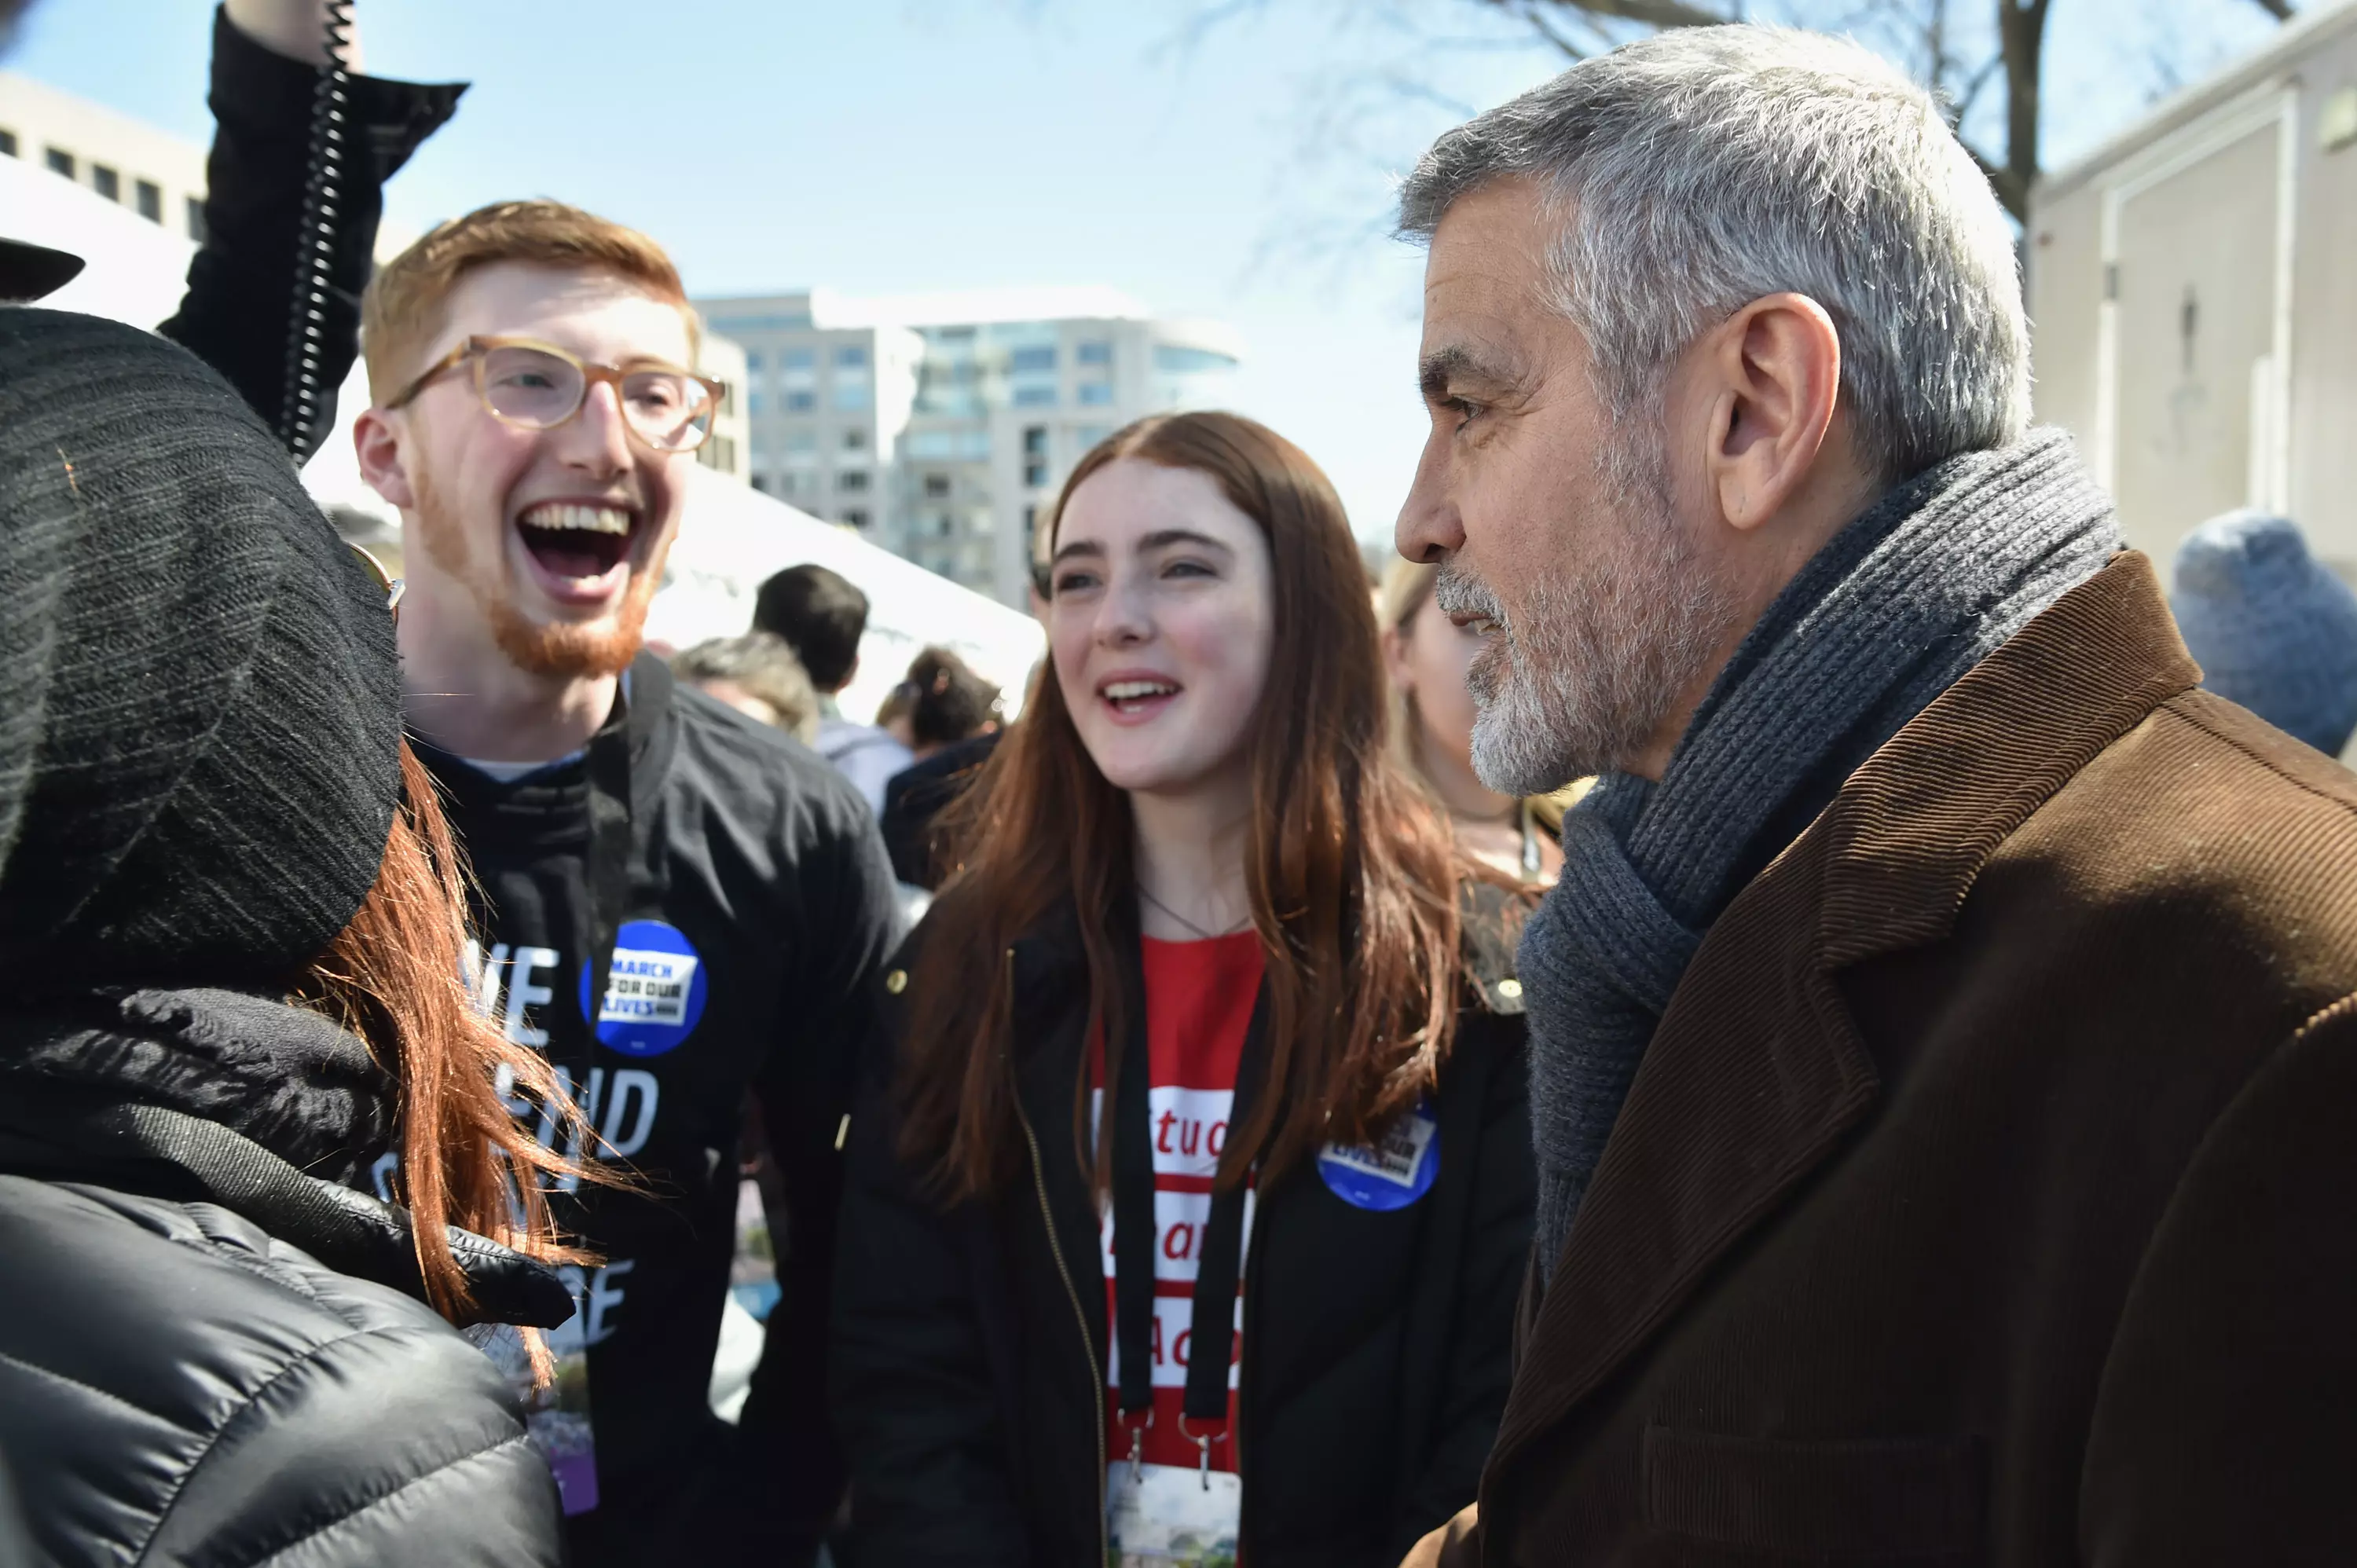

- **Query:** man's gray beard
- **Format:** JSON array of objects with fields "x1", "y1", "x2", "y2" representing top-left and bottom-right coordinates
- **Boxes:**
[{"x1": 1447, "y1": 435, "x2": 1737, "y2": 796}]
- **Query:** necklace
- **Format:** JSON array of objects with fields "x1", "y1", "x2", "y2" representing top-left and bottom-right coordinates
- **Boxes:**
[{"x1": 1138, "y1": 883, "x2": 1251, "y2": 941}]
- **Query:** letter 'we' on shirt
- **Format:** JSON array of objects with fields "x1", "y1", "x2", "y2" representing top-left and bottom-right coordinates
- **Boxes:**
[{"x1": 1094, "y1": 931, "x2": 1265, "y2": 1474}]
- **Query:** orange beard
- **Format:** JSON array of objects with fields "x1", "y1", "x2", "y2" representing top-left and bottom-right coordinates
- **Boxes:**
[{"x1": 414, "y1": 464, "x2": 669, "y2": 680}]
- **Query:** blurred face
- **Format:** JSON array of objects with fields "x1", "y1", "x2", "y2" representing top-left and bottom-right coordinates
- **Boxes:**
[
  {"x1": 1047, "y1": 460, "x2": 1275, "y2": 801},
  {"x1": 1384, "y1": 589, "x2": 1485, "y2": 770},
  {"x1": 1395, "y1": 180, "x2": 1736, "y2": 791},
  {"x1": 367, "y1": 262, "x2": 696, "y2": 679}
]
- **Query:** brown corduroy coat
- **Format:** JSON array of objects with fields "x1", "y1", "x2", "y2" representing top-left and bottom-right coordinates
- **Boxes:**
[{"x1": 1408, "y1": 551, "x2": 2357, "y2": 1566}]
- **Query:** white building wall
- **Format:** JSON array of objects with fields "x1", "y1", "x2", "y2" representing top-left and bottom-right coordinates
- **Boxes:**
[{"x1": 0, "y1": 71, "x2": 211, "y2": 244}]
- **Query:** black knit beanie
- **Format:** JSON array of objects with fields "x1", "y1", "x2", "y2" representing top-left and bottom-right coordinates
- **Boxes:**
[{"x1": 0, "y1": 309, "x2": 401, "y2": 994}]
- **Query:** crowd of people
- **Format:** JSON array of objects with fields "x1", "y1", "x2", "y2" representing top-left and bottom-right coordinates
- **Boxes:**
[{"x1": 3, "y1": 4, "x2": 2356, "y2": 1567}]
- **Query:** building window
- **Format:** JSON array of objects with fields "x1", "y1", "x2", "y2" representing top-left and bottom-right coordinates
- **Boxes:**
[
  {"x1": 90, "y1": 164, "x2": 119, "y2": 201},
  {"x1": 937, "y1": 514, "x2": 955, "y2": 538},
  {"x1": 1076, "y1": 340, "x2": 1113, "y2": 366},
  {"x1": 834, "y1": 345, "x2": 870, "y2": 369},
  {"x1": 1077, "y1": 381, "x2": 1115, "y2": 407},
  {"x1": 1009, "y1": 345, "x2": 1058, "y2": 373},
  {"x1": 923, "y1": 472, "x2": 952, "y2": 499},
  {"x1": 842, "y1": 508, "x2": 871, "y2": 529},
  {"x1": 783, "y1": 429, "x2": 819, "y2": 457},
  {"x1": 743, "y1": 350, "x2": 763, "y2": 372},
  {"x1": 838, "y1": 470, "x2": 871, "y2": 493},
  {"x1": 746, "y1": 390, "x2": 764, "y2": 416},
  {"x1": 697, "y1": 434, "x2": 739, "y2": 474},
  {"x1": 1023, "y1": 427, "x2": 1049, "y2": 456},
  {"x1": 186, "y1": 196, "x2": 208, "y2": 242},
  {"x1": 1075, "y1": 425, "x2": 1114, "y2": 451},
  {"x1": 831, "y1": 384, "x2": 868, "y2": 414},
  {"x1": 784, "y1": 390, "x2": 816, "y2": 413},
  {"x1": 783, "y1": 347, "x2": 816, "y2": 370},
  {"x1": 842, "y1": 426, "x2": 868, "y2": 452},
  {"x1": 44, "y1": 146, "x2": 75, "y2": 178},
  {"x1": 1011, "y1": 385, "x2": 1056, "y2": 409},
  {"x1": 0, "y1": 129, "x2": 17, "y2": 158},
  {"x1": 751, "y1": 474, "x2": 772, "y2": 495},
  {"x1": 135, "y1": 179, "x2": 162, "y2": 222}
]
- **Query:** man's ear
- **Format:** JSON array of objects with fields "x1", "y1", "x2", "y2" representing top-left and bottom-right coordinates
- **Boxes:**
[
  {"x1": 353, "y1": 406, "x2": 416, "y2": 511},
  {"x1": 1699, "y1": 292, "x2": 1842, "y2": 534}
]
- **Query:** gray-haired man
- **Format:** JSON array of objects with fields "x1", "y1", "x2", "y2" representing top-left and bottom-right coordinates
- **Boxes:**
[{"x1": 1398, "y1": 25, "x2": 2357, "y2": 1564}]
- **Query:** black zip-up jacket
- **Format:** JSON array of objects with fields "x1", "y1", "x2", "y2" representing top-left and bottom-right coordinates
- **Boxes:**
[
  {"x1": 158, "y1": 5, "x2": 464, "y2": 462},
  {"x1": 414, "y1": 654, "x2": 900, "y2": 1568},
  {"x1": 0, "y1": 988, "x2": 575, "y2": 1568},
  {"x1": 832, "y1": 893, "x2": 1536, "y2": 1567}
]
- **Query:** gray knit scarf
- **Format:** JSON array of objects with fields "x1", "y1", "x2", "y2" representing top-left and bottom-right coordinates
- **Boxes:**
[{"x1": 1520, "y1": 430, "x2": 2120, "y2": 1278}]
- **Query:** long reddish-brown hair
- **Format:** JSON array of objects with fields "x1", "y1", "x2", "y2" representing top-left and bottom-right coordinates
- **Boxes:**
[
  {"x1": 295, "y1": 742, "x2": 595, "y2": 1331},
  {"x1": 899, "y1": 411, "x2": 1479, "y2": 1204}
]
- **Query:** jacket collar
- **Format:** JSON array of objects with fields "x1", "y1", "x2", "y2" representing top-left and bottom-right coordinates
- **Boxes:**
[
  {"x1": 0, "y1": 988, "x2": 574, "y2": 1332},
  {"x1": 1487, "y1": 550, "x2": 2201, "y2": 1470}
]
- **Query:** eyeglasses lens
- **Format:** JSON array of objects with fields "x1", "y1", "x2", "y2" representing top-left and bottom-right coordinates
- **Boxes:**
[
  {"x1": 481, "y1": 345, "x2": 585, "y2": 428},
  {"x1": 620, "y1": 369, "x2": 716, "y2": 451}
]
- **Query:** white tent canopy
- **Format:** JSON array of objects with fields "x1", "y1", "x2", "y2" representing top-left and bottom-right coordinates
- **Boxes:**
[
  {"x1": 5, "y1": 163, "x2": 1043, "y2": 724},
  {"x1": 648, "y1": 467, "x2": 1043, "y2": 724}
]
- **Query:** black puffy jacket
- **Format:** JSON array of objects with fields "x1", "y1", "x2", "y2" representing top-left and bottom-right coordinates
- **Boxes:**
[
  {"x1": 0, "y1": 990, "x2": 574, "y2": 1568},
  {"x1": 832, "y1": 892, "x2": 1536, "y2": 1567}
]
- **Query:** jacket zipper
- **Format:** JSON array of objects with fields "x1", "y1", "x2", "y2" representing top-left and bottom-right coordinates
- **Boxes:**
[{"x1": 1006, "y1": 945, "x2": 1109, "y2": 1565}]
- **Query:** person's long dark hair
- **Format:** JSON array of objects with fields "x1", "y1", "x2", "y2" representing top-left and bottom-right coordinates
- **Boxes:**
[{"x1": 897, "y1": 411, "x2": 1475, "y2": 1204}]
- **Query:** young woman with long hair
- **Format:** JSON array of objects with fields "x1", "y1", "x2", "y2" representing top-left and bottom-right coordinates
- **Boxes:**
[
  {"x1": 1378, "y1": 558, "x2": 1574, "y2": 885},
  {"x1": 833, "y1": 411, "x2": 1535, "y2": 1567},
  {"x1": 0, "y1": 310, "x2": 588, "y2": 1568}
]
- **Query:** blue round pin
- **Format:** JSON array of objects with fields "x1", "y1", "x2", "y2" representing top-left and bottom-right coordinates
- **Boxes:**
[
  {"x1": 1316, "y1": 1101, "x2": 1441, "y2": 1211},
  {"x1": 577, "y1": 918, "x2": 709, "y2": 1058}
]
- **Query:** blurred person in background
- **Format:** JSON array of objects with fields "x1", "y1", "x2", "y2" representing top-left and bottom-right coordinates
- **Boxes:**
[
  {"x1": 1396, "y1": 27, "x2": 2357, "y2": 1563},
  {"x1": 673, "y1": 631, "x2": 823, "y2": 745},
  {"x1": 834, "y1": 412, "x2": 1534, "y2": 1568},
  {"x1": 2172, "y1": 510, "x2": 2357, "y2": 761},
  {"x1": 0, "y1": 312, "x2": 581, "y2": 1568},
  {"x1": 880, "y1": 645, "x2": 1004, "y2": 759},
  {"x1": 1379, "y1": 559, "x2": 1566, "y2": 885},
  {"x1": 352, "y1": 200, "x2": 898, "y2": 1568},
  {"x1": 754, "y1": 562, "x2": 912, "y2": 814},
  {"x1": 876, "y1": 646, "x2": 1006, "y2": 891}
]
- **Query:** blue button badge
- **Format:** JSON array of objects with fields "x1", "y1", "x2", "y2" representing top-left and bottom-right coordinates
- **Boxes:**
[
  {"x1": 1316, "y1": 1101, "x2": 1440, "y2": 1211},
  {"x1": 577, "y1": 919, "x2": 709, "y2": 1058}
]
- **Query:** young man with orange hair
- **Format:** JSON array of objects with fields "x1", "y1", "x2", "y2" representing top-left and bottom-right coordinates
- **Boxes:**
[{"x1": 354, "y1": 200, "x2": 896, "y2": 1567}]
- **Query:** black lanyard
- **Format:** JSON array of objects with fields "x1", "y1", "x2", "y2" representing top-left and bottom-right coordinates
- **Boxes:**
[
  {"x1": 580, "y1": 683, "x2": 636, "y2": 1046},
  {"x1": 1111, "y1": 961, "x2": 1270, "y2": 1448}
]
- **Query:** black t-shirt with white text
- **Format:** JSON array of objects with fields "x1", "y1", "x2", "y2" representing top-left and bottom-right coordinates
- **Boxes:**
[{"x1": 412, "y1": 652, "x2": 897, "y2": 1567}]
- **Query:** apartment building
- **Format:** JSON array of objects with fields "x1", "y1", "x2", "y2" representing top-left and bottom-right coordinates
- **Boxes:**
[
  {"x1": 695, "y1": 287, "x2": 1243, "y2": 606},
  {"x1": 0, "y1": 69, "x2": 211, "y2": 244}
]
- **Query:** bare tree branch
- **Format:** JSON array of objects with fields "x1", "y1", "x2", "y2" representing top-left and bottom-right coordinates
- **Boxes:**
[
  {"x1": 1511, "y1": 0, "x2": 1593, "y2": 57},
  {"x1": 1472, "y1": 0, "x2": 1734, "y2": 33}
]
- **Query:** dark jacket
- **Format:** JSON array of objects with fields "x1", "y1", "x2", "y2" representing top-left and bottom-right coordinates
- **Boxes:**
[
  {"x1": 1408, "y1": 552, "x2": 2357, "y2": 1566},
  {"x1": 834, "y1": 893, "x2": 1537, "y2": 1567},
  {"x1": 158, "y1": 5, "x2": 462, "y2": 461},
  {"x1": 415, "y1": 654, "x2": 900, "y2": 1567},
  {"x1": 0, "y1": 988, "x2": 574, "y2": 1568}
]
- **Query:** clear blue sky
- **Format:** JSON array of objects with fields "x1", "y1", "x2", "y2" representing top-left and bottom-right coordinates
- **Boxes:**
[{"x1": 6, "y1": 0, "x2": 2283, "y2": 544}]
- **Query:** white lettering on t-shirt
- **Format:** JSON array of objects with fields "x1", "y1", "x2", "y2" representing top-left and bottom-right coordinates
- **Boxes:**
[
  {"x1": 599, "y1": 1069, "x2": 660, "y2": 1160},
  {"x1": 502, "y1": 946, "x2": 559, "y2": 1048}
]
